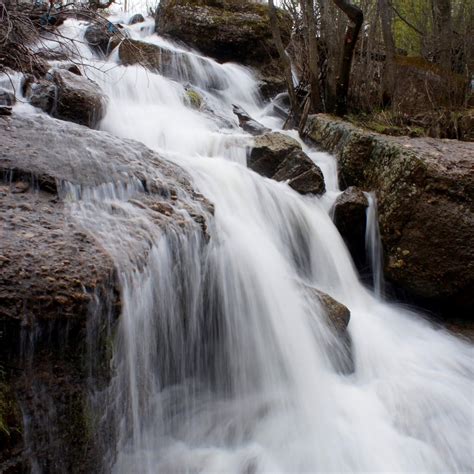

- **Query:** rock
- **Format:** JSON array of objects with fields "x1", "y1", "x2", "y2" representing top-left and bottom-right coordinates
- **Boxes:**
[
  {"x1": 0, "y1": 88, "x2": 15, "y2": 107},
  {"x1": 306, "y1": 114, "x2": 474, "y2": 319},
  {"x1": 0, "y1": 112, "x2": 213, "y2": 471},
  {"x1": 119, "y1": 38, "x2": 227, "y2": 90},
  {"x1": 185, "y1": 88, "x2": 203, "y2": 109},
  {"x1": 84, "y1": 23, "x2": 122, "y2": 56},
  {"x1": 129, "y1": 13, "x2": 145, "y2": 24},
  {"x1": 332, "y1": 187, "x2": 369, "y2": 269},
  {"x1": 312, "y1": 288, "x2": 350, "y2": 334},
  {"x1": 156, "y1": 0, "x2": 291, "y2": 64},
  {"x1": 27, "y1": 79, "x2": 56, "y2": 112},
  {"x1": 27, "y1": 69, "x2": 105, "y2": 128},
  {"x1": 155, "y1": 0, "x2": 292, "y2": 98},
  {"x1": 249, "y1": 132, "x2": 326, "y2": 195},
  {"x1": 301, "y1": 284, "x2": 352, "y2": 373},
  {"x1": 232, "y1": 104, "x2": 270, "y2": 135}
]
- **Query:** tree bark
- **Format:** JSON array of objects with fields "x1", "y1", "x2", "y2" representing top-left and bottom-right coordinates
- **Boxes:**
[
  {"x1": 431, "y1": 0, "x2": 452, "y2": 70},
  {"x1": 268, "y1": 0, "x2": 299, "y2": 123},
  {"x1": 378, "y1": 0, "x2": 395, "y2": 106},
  {"x1": 302, "y1": 0, "x2": 323, "y2": 112},
  {"x1": 332, "y1": 0, "x2": 363, "y2": 116}
]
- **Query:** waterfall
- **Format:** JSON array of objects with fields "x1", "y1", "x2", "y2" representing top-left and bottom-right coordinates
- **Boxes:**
[
  {"x1": 365, "y1": 192, "x2": 385, "y2": 298},
  {"x1": 24, "y1": 18, "x2": 474, "y2": 473}
]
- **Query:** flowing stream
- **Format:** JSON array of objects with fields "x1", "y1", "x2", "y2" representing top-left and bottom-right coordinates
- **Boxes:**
[{"x1": 25, "y1": 16, "x2": 474, "y2": 473}]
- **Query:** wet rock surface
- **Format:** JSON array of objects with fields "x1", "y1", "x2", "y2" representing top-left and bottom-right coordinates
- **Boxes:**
[
  {"x1": 27, "y1": 68, "x2": 105, "y2": 128},
  {"x1": 332, "y1": 187, "x2": 369, "y2": 270},
  {"x1": 302, "y1": 284, "x2": 352, "y2": 373},
  {"x1": 0, "y1": 112, "x2": 214, "y2": 471},
  {"x1": 249, "y1": 132, "x2": 326, "y2": 195},
  {"x1": 119, "y1": 38, "x2": 228, "y2": 90},
  {"x1": 306, "y1": 114, "x2": 474, "y2": 319},
  {"x1": 232, "y1": 104, "x2": 270, "y2": 136},
  {"x1": 84, "y1": 22, "x2": 123, "y2": 56}
]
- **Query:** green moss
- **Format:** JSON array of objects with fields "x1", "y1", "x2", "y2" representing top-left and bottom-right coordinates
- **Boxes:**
[{"x1": 185, "y1": 89, "x2": 203, "y2": 109}]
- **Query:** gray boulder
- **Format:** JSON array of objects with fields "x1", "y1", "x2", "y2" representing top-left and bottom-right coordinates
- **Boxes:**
[{"x1": 27, "y1": 69, "x2": 105, "y2": 128}]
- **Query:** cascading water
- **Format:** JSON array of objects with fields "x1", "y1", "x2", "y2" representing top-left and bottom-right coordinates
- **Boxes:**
[
  {"x1": 365, "y1": 192, "x2": 385, "y2": 298},
  {"x1": 22, "y1": 16, "x2": 474, "y2": 473}
]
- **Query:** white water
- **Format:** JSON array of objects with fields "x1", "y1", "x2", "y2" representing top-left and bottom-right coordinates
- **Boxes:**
[
  {"x1": 365, "y1": 192, "x2": 385, "y2": 298},
  {"x1": 23, "y1": 18, "x2": 474, "y2": 473}
]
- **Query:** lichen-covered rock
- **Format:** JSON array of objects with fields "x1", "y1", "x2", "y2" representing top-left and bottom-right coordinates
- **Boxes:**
[
  {"x1": 306, "y1": 114, "x2": 474, "y2": 319},
  {"x1": 249, "y1": 132, "x2": 326, "y2": 195},
  {"x1": 155, "y1": 0, "x2": 292, "y2": 98},
  {"x1": 119, "y1": 38, "x2": 227, "y2": 90},
  {"x1": 332, "y1": 187, "x2": 369, "y2": 269},
  {"x1": 27, "y1": 68, "x2": 105, "y2": 128}
]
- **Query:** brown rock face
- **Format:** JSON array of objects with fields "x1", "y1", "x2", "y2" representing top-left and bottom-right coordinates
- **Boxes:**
[
  {"x1": 306, "y1": 114, "x2": 474, "y2": 319},
  {"x1": 332, "y1": 187, "x2": 369, "y2": 270},
  {"x1": 249, "y1": 132, "x2": 326, "y2": 196}
]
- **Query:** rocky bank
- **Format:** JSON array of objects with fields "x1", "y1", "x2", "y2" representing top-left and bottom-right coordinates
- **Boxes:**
[{"x1": 306, "y1": 114, "x2": 474, "y2": 319}]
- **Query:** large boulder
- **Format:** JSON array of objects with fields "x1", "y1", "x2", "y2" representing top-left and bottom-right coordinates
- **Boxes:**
[
  {"x1": 27, "y1": 68, "x2": 105, "y2": 128},
  {"x1": 119, "y1": 38, "x2": 228, "y2": 90},
  {"x1": 332, "y1": 186, "x2": 369, "y2": 270},
  {"x1": 155, "y1": 0, "x2": 292, "y2": 97},
  {"x1": 0, "y1": 112, "x2": 213, "y2": 471},
  {"x1": 306, "y1": 114, "x2": 474, "y2": 319},
  {"x1": 249, "y1": 132, "x2": 326, "y2": 195}
]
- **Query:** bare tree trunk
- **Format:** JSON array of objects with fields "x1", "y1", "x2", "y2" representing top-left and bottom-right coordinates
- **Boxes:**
[
  {"x1": 301, "y1": 0, "x2": 323, "y2": 111},
  {"x1": 378, "y1": 0, "x2": 395, "y2": 106},
  {"x1": 268, "y1": 0, "x2": 299, "y2": 122},
  {"x1": 431, "y1": 0, "x2": 452, "y2": 70},
  {"x1": 332, "y1": 0, "x2": 363, "y2": 116}
]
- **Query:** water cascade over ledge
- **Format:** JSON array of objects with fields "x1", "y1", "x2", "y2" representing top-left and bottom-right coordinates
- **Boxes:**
[{"x1": 12, "y1": 15, "x2": 474, "y2": 473}]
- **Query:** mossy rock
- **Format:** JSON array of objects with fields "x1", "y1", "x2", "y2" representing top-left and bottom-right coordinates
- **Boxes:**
[
  {"x1": 185, "y1": 88, "x2": 203, "y2": 109},
  {"x1": 155, "y1": 0, "x2": 292, "y2": 66}
]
